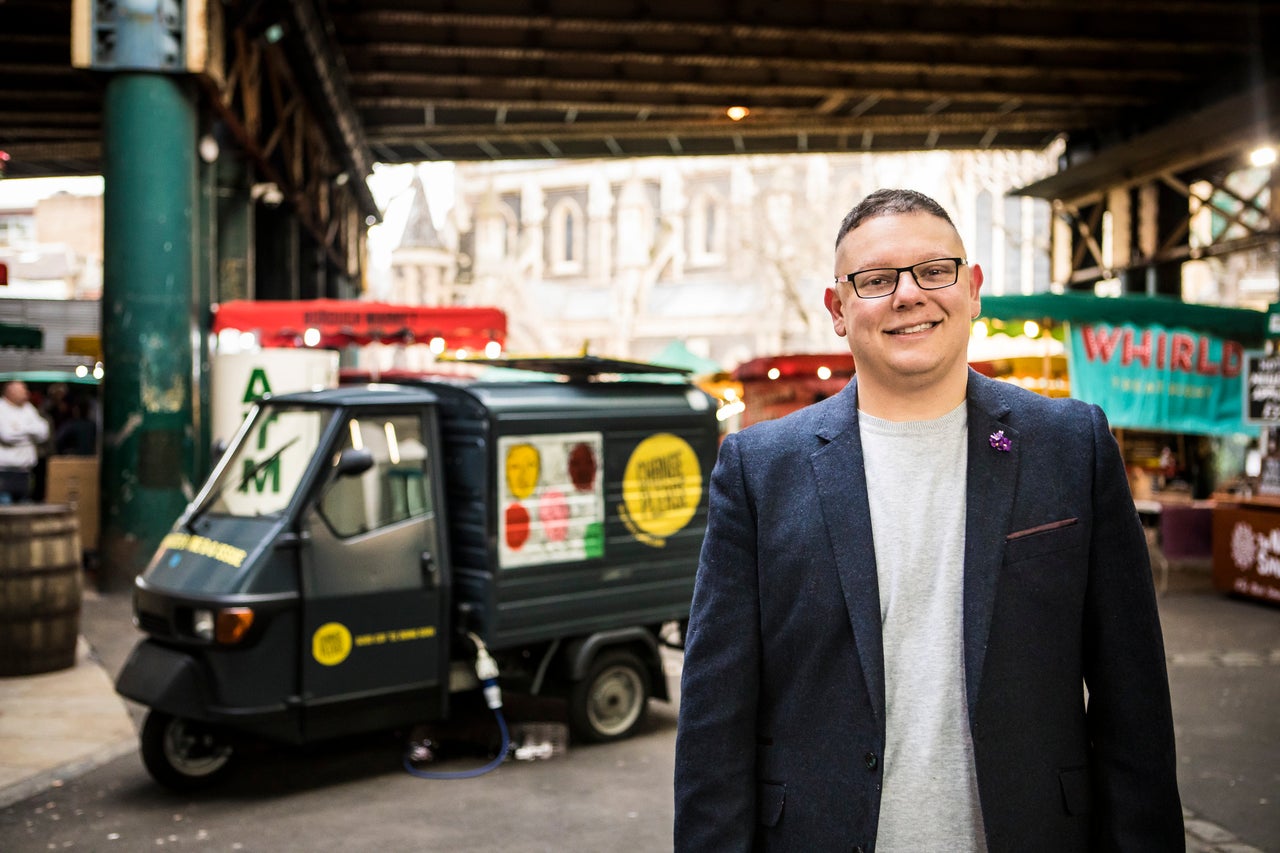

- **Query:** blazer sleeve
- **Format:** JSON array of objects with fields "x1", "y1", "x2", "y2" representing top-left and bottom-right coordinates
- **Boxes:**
[
  {"x1": 674, "y1": 432, "x2": 763, "y2": 852},
  {"x1": 1081, "y1": 404, "x2": 1185, "y2": 850}
]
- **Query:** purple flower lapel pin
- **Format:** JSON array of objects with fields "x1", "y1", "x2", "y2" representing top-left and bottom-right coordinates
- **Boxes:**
[{"x1": 989, "y1": 430, "x2": 1011, "y2": 452}]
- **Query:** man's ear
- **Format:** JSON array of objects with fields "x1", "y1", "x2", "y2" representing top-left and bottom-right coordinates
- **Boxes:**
[
  {"x1": 824, "y1": 287, "x2": 847, "y2": 336},
  {"x1": 969, "y1": 263, "x2": 984, "y2": 318}
]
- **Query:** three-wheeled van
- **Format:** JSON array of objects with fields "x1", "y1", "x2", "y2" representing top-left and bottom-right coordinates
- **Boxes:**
[{"x1": 115, "y1": 361, "x2": 718, "y2": 789}]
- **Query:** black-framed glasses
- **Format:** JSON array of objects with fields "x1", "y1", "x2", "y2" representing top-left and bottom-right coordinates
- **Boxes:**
[{"x1": 834, "y1": 257, "x2": 967, "y2": 299}]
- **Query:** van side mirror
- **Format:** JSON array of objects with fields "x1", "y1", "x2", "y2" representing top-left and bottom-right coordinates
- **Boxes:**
[{"x1": 334, "y1": 448, "x2": 374, "y2": 477}]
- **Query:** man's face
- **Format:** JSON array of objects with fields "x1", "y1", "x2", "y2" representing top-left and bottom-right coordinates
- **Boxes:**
[
  {"x1": 505, "y1": 443, "x2": 541, "y2": 500},
  {"x1": 2, "y1": 381, "x2": 28, "y2": 405},
  {"x1": 826, "y1": 211, "x2": 983, "y2": 394}
]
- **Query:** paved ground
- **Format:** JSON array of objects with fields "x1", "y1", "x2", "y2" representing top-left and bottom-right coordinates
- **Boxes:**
[
  {"x1": 0, "y1": 568, "x2": 1276, "y2": 851},
  {"x1": 0, "y1": 635, "x2": 136, "y2": 809},
  {"x1": 1161, "y1": 573, "x2": 1279, "y2": 852}
]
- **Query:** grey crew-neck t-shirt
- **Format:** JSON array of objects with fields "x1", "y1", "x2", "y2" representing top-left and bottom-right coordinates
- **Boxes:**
[{"x1": 859, "y1": 403, "x2": 987, "y2": 852}]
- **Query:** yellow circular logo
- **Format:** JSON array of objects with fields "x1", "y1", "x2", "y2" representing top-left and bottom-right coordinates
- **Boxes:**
[
  {"x1": 312, "y1": 622, "x2": 352, "y2": 666},
  {"x1": 621, "y1": 433, "x2": 702, "y2": 541}
]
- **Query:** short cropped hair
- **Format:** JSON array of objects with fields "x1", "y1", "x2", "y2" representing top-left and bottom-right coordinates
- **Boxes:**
[{"x1": 835, "y1": 188, "x2": 955, "y2": 250}]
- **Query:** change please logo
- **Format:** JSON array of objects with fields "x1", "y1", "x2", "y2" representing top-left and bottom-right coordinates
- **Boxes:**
[{"x1": 620, "y1": 433, "x2": 702, "y2": 547}]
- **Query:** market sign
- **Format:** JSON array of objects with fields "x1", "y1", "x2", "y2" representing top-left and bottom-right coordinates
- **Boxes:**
[
  {"x1": 1244, "y1": 351, "x2": 1280, "y2": 424},
  {"x1": 1068, "y1": 322, "x2": 1257, "y2": 436},
  {"x1": 0, "y1": 321, "x2": 42, "y2": 349}
]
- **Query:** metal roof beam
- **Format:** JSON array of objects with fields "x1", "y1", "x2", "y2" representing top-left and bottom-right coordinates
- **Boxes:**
[
  {"x1": 279, "y1": 0, "x2": 378, "y2": 218},
  {"x1": 359, "y1": 43, "x2": 1195, "y2": 85},
  {"x1": 340, "y1": 9, "x2": 1254, "y2": 57},
  {"x1": 349, "y1": 73, "x2": 1144, "y2": 110},
  {"x1": 370, "y1": 109, "x2": 1089, "y2": 146},
  {"x1": 1013, "y1": 79, "x2": 1280, "y2": 201}
]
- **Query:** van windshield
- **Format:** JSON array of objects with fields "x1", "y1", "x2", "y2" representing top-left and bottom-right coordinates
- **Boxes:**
[{"x1": 197, "y1": 405, "x2": 332, "y2": 518}]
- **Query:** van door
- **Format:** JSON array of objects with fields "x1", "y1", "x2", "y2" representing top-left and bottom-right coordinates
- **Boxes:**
[{"x1": 298, "y1": 407, "x2": 449, "y2": 738}]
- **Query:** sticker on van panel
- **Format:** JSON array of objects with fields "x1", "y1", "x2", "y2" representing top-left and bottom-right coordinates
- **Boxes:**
[
  {"x1": 620, "y1": 433, "x2": 703, "y2": 547},
  {"x1": 310, "y1": 621, "x2": 437, "y2": 665},
  {"x1": 312, "y1": 622, "x2": 353, "y2": 666},
  {"x1": 498, "y1": 433, "x2": 605, "y2": 568}
]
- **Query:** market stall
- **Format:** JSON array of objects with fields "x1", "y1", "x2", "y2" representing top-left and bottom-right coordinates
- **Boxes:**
[
  {"x1": 1210, "y1": 350, "x2": 1280, "y2": 606},
  {"x1": 981, "y1": 293, "x2": 1274, "y2": 599},
  {"x1": 212, "y1": 299, "x2": 507, "y2": 352},
  {"x1": 1211, "y1": 494, "x2": 1280, "y2": 605},
  {"x1": 732, "y1": 353, "x2": 855, "y2": 428},
  {"x1": 208, "y1": 300, "x2": 510, "y2": 446}
]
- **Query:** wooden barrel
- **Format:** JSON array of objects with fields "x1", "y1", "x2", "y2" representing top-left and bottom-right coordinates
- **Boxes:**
[{"x1": 0, "y1": 504, "x2": 83, "y2": 677}]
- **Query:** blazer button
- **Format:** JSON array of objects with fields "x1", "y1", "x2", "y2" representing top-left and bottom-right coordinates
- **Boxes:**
[
  {"x1": 853, "y1": 846, "x2": 866, "y2": 853},
  {"x1": 864, "y1": 751, "x2": 878, "y2": 771}
]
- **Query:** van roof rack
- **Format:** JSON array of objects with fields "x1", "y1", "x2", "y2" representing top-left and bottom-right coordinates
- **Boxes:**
[{"x1": 446, "y1": 354, "x2": 691, "y2": 381}]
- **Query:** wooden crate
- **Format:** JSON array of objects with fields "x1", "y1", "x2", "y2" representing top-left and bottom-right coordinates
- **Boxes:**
[{"x1": 45, "y1": 456, "x2": 99, "y2": 552}]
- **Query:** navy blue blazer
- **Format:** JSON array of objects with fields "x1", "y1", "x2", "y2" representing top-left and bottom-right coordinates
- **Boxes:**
[{"x1": 674, "y1": 370, "x2": 1183, "y2": 852}]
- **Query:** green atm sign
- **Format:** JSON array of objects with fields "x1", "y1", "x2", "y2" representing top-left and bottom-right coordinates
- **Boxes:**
[{"x1": 240, "y1": 367, "x2": 280, "y2": 495}]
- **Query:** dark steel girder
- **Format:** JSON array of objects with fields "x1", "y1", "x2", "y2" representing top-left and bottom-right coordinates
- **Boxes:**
[{"x1": 274, "y1": 0, "x2": 378, "y2": 220}]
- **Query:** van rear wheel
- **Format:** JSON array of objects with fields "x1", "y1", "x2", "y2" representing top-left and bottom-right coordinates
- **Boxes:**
[
  {"x1": 140, "y1": 710, "x2": 235, "y2": 791},
  {"x1": 568, "y1": 649, "x2": 650, "y2": 743}
]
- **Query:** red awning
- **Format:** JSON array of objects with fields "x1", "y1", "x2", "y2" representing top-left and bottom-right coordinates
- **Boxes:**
[
  {"x1": 733, "y1": 352, "x2": 855, "y2": 381},
  {"x1": 212, "y1": 300, "x2": 506, "y2": 350}
]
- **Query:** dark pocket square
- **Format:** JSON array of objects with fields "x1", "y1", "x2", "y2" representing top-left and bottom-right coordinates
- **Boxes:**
[{"x1": 1006, "y1": 517, "x2": 1080, "y2": 541}]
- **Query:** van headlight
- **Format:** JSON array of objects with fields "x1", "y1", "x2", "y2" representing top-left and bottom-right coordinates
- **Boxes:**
[
  {"x1": 190, "y1": 607, "x2": 255, "y2": 644},
  {"x1": 192, "y1": 608, "x2": 216, "y2": 641}
]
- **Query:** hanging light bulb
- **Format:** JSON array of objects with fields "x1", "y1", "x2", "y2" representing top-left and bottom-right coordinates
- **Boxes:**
[{"x1": 1249, "y1": 145, "x2": 1277, "y2": 168}]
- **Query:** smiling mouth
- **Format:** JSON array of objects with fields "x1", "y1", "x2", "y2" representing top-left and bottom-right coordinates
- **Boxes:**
[{"x1": 887, "y1": 321, "x2": 939, "y2": 335}]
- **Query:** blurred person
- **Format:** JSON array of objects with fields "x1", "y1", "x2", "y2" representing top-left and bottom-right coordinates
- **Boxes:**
[
  {"x1": 674, "y1": 189, "x2": 1183, "y2": 852},
  {"x1": 41, "y1": 381, "x2": 70, "y2": 430},
  {"x1": 0, "y1": 380, "x2": 52, "y2": 503},
  {"x1": 54, "y1": 394, "x2": 98, "y2": 456}
]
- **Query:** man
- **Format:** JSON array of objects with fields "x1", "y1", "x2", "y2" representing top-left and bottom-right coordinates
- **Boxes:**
[
  {"x1": 674, "y1": 189, "x2": 1182, "y2": 852},
  {"x1": 0, "y1": 380, "x2": 52, "y2": 503}
]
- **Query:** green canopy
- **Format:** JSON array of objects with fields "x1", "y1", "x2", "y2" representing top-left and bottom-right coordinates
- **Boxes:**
[
  {"x1": 0, "y1": 370, "x2": 97, "y2": 386},
  {"x1": 0, "y1": 321, "x2": 42, "y2": 349},
  {"x1": 979, "y1": 293, "x2": 1270, "y2": 346},
  {"x1": 650, "y1": 339, "x2": 724, "y2": 375}
]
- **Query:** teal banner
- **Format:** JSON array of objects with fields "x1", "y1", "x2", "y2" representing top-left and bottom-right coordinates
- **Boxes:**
[{"x1": 1068, "y1": 322, "x2": 1257, "y2": 436}]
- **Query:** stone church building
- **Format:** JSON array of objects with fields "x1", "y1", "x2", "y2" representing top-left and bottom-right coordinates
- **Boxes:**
[{"x1": 386, "y1": 149, "x2": 1058, "y2": 372}]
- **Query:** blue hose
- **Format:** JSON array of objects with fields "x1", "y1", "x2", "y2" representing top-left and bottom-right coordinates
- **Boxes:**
[{"x1": 402, "y1": 707, "x2": 510, "y2": 780}]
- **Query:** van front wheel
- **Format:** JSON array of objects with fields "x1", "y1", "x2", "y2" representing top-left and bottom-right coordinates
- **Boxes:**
[
  {"x1": 568, "y1": 649, "x2": 650, "y2": 743},
  {"x1": 140, "y1": 711, "x2": 235, "y2": 791}
]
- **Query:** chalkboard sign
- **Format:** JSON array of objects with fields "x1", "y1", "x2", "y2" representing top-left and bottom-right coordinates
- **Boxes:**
[{"x1": 1245, "y1": 351, "x2": 1280, "y2": 424}]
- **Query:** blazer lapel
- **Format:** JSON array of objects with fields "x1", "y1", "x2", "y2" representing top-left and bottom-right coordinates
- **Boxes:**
[
  {"x1": 963, "y1": 372, "x2": 1020, "y2": 720},
  {"x1": 810, "y1": 381, "x2": 886, "y2": 731}
]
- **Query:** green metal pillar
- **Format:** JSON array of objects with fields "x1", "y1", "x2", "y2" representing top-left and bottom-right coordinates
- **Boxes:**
[{"x1": 99, "y1": 73, "x2": 198, "y2": 591}]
